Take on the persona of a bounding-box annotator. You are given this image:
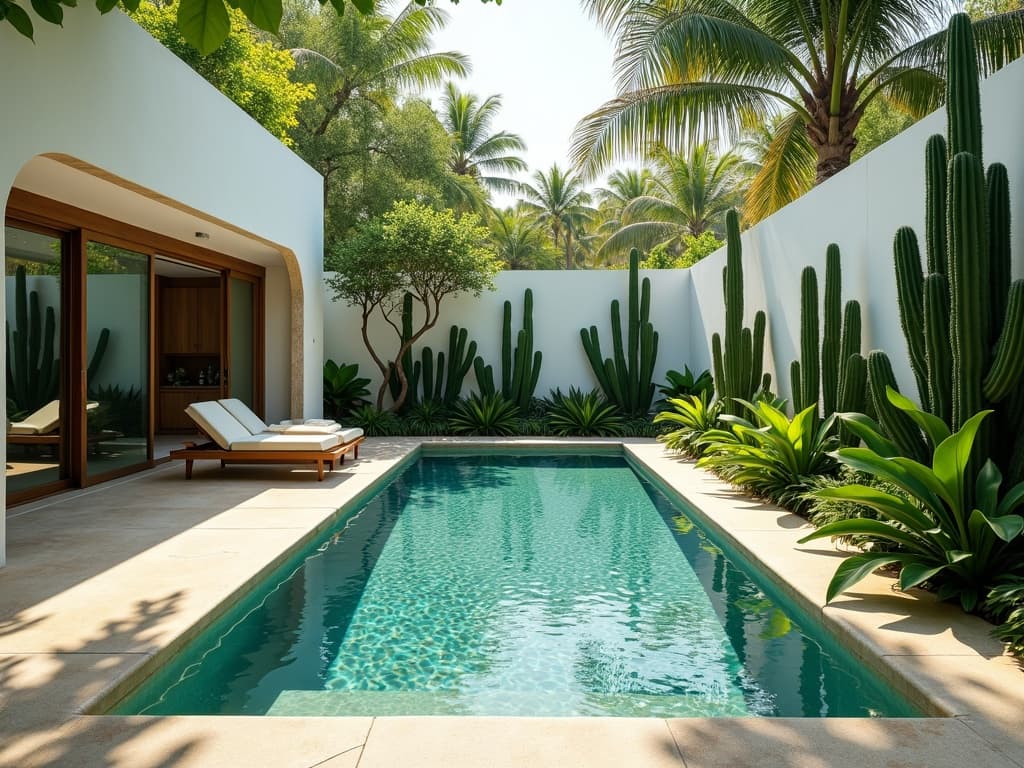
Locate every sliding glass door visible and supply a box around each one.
[228,275,256,409]
[5,225,68,500]
[84,241,150,480]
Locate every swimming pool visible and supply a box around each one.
[113,452,919,718]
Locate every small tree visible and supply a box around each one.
[326,200,499,411]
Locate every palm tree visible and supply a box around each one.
[599,143,746,259]
[574,1,1024,217]
[441,83,528,196]
[282,0,469,153]
[520,164,595,270]
[488,208,559,269]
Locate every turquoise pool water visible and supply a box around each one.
[114,453,918,718]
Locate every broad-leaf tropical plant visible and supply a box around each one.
[658,366,714,401]
[654,391,722,458]
[323,360,371,419]
[575,0,1024,218]
[800,392,1024,612]
[698,399,839,512]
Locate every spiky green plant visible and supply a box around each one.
[654,392,723,458]
[658,366,713,402]
[449,393,520,436]
[580,248,659,416]
[546,388,624,437]
[350,405,400,437]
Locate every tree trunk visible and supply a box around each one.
[565,228,575,270]
[813,140,856,184]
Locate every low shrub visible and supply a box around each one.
[401,400,449,436]
[323,360,371,420]
[987,578,1024,655]
[658,366,713,402]
[654,392,722,458]
[546,388,624,437]
[449,393,520,436]
[350,404,400,437]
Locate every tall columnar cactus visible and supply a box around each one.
[788,245,866,443]
[881,13,1024,483]
[580,248,659,416]
[711,210,770,416]
[6,265,109,416]
[388,292,478,408]
[475,289,542,409]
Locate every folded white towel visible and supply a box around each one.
[268,423,342,435]
[304,419,337,427]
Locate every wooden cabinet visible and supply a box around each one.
[160,279,220,354]
[159,386,220,432]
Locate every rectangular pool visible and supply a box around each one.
[112,452,919,718]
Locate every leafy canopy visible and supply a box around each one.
[132,0,313,144]
[326,200,499,410]
[3,0,500,56]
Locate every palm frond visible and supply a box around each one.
[744,108,815,224]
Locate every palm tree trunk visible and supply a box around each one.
[813,140,856,184]
[565,228,575,270]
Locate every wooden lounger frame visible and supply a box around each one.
[170,433,364,481]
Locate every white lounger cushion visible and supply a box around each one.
[218,398,270,436]
[186,401,252,450]
[267,423,342,435]
[230,433,342,451]
[338,427,364,443]
[9,400,61,435]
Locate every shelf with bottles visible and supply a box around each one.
[160,354,222,388]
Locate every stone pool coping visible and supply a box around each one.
[0,436,1021,767]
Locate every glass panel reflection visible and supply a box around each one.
[86,242,149,477]
[229,277,254,408]
[5,226,65,496]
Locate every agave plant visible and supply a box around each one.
[658,366,714,402]
[698,400,838,513]
[323,360,371,420]
[800,390,1024,612]
[654,391,722,458]
[449,393,520,436]
[401,400,449,436]
[546,388,624,437]
[349,404,399,438]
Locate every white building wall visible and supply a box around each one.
[1,7,324,563]
[324,55,1024,408]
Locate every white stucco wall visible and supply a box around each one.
[324,55,1024,410]
[323,269,692,405]
[1,6,325,562]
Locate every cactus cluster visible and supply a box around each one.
[877,13,1024,480]
[712,210,770,416]
[580,248,659,416]
[388,293,478,408]
[789,245,867,444]
[6,265,109,417]
[475,288,542,409]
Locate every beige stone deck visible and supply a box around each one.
[0,437,1021,767]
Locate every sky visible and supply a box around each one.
[427,0,618,206]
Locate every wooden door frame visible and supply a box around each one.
[223,270,265,418]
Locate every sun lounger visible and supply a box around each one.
[8,400,98,445]
[170,401,364,481]
[218,398,347,435]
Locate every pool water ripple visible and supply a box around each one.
[114,454,918,718]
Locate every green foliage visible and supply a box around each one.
[545,388,624,437]
[580,248,659,417]
[654,392,722,458]
[448,392,519,436]
[349,404,400,437]
[986,578,1024,654]
[802,467,897,546]
[326,200,499,411]
[520,164,594,270]
[323,360,370,419]
[850,97,916,163]
[801,396,1024,613]
[2,0,499,54]
[698,400,838,514]
[474,289,542,411]
[966,0,1024,19]
[712,210,770,416]
[132,1,313,144]
[6,265,109,416]
[400,399,449,436]
[87,384,144,437]
[883,15,1024,488]
[658,366,713,401]
[487,208,561,270]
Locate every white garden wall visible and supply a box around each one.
[325,54,1024,408]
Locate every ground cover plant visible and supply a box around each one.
[545,388,624,437]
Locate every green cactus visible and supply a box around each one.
[472,289,542,408]
[885,13,1024,486]
[788,245,866,434]
[580,248,659,416]
[6,265,109,417]
[711,210,770,416]
[866,351,929,463]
